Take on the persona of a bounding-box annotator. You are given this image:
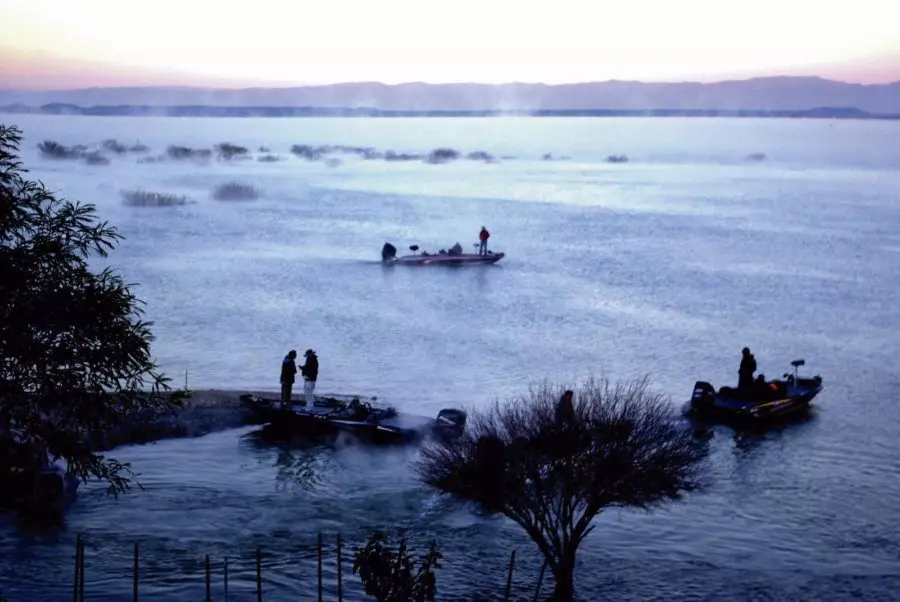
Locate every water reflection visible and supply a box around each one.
[240,431,337,491]
[729,411,819,457]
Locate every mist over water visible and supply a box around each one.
[2,114,900,601]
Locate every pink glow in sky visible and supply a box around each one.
[1,0,899,89]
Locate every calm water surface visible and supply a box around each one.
[1,114,899,601]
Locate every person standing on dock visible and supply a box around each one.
[280,350,298,408]
[478,226,490,255]
[301,349,319,406]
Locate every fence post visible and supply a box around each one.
[336,533,343,602]
[532,559,547,602]
[503,550,516,602]
[133,542,139,602]
[73,534,81,602]
[79,537,85,602]
[317,533,323,602]
[205,554,211,602]
[256,547,262,602]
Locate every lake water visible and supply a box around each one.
[1,114,899,601]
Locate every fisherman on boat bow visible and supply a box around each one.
[478,226,490,255]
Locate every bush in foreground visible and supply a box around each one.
[212,181,260,201]
[417,377,707,601]
[353,533,442,602]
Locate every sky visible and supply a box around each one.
[1,0,899,89]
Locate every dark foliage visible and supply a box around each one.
[1,123,179,497]
[166,145,212,161]
[425,148,459,163]
[417,377,708,601]
[37,140,84,160]
[214,142,248,160]
[353,533,442,602]
[212,181,260,201]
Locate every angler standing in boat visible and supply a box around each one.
[301,349,319,406]
[478,226,490,255]
[280,350,298,408]
[738,347,757,393]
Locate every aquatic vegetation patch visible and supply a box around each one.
[101,139,128,154]
[426,148,459,164]
[37,140,86,159]
[83,151,110,165]
[167,145,213,161]
[466,150,496,162]
[290,144,329,160]
[257,153,285,162]
[121,189,194,207]
[215,142,249,160]
[212,181,261,201]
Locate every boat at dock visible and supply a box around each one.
[240,394,467,445]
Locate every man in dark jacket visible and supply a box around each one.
[478,226,490,255]
[301,349,319,406]
[738,347,757,392]
[280,350,297,407]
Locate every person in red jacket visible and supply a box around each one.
[478,226,490,255]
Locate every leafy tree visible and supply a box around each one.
[0,123,178,498]
[352,533,442,602]
[417,377,707,601]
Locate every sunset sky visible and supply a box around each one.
[1,0,899,89]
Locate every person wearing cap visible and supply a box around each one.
[301,349,319,406]
[280,350,298,408]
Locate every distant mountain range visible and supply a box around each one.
[1,76,899,117]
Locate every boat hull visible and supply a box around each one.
[240,395,464,445]
[684,376,824,425]
[390,252,504,266]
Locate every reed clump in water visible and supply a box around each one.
[37,140,85,159]
[121,189,193,207]
[212,182,261,201]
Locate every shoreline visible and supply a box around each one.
[3,106,899,120]
[96,388,376,450]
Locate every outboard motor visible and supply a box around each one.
[435,408,467,439]
[381,242,397,262]
[690,381,716,414]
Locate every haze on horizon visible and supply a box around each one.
[1,0,899,90]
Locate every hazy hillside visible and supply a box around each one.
[1,76,899,114]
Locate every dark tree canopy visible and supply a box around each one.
[417,377,707,601]
[1,123,178,496]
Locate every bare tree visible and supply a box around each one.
[417,377,707,601]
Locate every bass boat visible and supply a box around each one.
[684,359,824,423]
[240,394,467,445]
[381,242,504,266]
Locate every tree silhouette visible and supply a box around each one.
[417,377,707,601]
[1,123,178,499]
